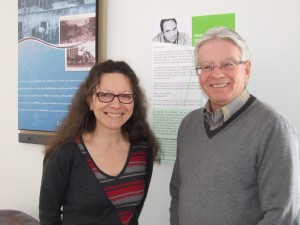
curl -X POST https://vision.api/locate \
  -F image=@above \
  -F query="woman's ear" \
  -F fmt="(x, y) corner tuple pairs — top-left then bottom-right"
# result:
(87, 96), (93, 111)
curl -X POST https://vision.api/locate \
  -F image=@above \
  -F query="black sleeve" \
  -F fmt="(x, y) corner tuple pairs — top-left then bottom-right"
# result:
(39, 142), (77, 225)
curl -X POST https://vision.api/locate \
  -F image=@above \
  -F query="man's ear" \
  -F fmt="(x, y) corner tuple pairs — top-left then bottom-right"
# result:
(245, 60), (251, 82)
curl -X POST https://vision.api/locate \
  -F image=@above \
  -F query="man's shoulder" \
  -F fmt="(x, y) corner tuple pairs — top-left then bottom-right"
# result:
(181, 108), (203, 124)
(178, 31), (192, 45)
(252, 99), (285, 119)
(152, 32), (164, 42)
(248, 98), (297, 130)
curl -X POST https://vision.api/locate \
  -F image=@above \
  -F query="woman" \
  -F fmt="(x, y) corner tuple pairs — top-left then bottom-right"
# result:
(39, 60), (159, 225)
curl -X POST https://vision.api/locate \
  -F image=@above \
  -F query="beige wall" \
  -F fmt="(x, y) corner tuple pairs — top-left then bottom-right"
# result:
(1, 1), (300, 224)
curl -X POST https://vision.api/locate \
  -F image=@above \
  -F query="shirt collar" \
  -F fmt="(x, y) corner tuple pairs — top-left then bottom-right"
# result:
(203, 89), (250, 130)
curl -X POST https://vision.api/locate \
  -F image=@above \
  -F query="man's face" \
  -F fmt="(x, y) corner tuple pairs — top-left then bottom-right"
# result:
(162, 20), (178, 43)
(197, 39), (251, 112)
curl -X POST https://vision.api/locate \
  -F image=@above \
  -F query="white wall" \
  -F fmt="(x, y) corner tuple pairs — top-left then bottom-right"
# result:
(1, 0), (300, 224)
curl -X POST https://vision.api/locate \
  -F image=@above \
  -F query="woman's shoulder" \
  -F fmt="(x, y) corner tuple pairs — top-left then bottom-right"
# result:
(45, 139), (81, 161)
(131, 141), (155, 162)
(42, 139), (84, 178)
(131, 141), (150, 148)
(131, 141), (151, 153)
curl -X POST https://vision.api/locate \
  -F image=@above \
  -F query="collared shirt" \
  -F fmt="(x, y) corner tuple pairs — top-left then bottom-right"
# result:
(203, 89), (250, 130)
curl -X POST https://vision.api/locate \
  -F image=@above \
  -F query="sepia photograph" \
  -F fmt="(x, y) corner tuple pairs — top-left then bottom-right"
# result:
(59, 13), (96, 70)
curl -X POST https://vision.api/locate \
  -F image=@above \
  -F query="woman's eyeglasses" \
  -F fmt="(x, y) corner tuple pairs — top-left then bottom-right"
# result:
(94, 92), (135, 104)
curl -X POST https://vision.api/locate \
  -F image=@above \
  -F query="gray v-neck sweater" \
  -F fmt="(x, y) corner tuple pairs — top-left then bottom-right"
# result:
(170, 96), (300, 225)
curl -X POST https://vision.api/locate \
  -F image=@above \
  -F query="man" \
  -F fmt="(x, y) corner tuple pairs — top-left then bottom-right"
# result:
(152, 18), (191, 46)
(170, 27), (300, 225)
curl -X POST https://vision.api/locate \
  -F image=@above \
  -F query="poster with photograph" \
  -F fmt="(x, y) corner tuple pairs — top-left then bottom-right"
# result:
(152, 13), (235, 163)
(60, 13), (96, 71)
(18, 0), (97, 133)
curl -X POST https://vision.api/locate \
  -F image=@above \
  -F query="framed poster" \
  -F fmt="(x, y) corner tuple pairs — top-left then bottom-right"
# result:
(18, 0), (106, 144)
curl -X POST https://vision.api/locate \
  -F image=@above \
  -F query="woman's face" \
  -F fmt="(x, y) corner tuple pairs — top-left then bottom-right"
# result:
(89, 72), (134, 133)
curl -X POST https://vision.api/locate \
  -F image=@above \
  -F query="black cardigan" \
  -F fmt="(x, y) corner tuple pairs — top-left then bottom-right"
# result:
(39, 140), (153, 225)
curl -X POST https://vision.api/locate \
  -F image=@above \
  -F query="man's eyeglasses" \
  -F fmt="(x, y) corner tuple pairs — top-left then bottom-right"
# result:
(94, 92), (135, 104)
(195, 60), (247, 75)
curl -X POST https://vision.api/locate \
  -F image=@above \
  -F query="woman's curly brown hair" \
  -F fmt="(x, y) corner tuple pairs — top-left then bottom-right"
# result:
(45, 59), (159, 160)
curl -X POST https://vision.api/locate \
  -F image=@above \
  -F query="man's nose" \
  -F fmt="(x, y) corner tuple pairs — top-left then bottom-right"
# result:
(211, 66), (225, 78)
